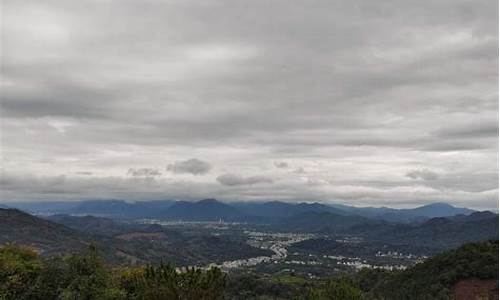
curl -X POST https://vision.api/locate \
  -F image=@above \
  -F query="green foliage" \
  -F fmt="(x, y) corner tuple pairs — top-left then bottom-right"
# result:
(0, 244), (226, 300)
(59, 243), (120, 300)
(0, 244), (42, 300)
(225, 273), (312, 299)
(0, 240), (497, 300)
(119, 263), (226, 300)
(307, 277), (363, 300)
(355, 240), (499, 300)
(304, 240), (498, 300)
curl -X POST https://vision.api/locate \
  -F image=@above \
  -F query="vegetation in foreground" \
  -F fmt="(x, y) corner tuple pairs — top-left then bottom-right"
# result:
(0, 240), (497, 300)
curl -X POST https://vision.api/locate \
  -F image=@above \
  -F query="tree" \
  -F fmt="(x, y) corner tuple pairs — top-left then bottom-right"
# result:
(119, 263), (226, 300)
(59, 243), (124, 300)
(0, 244), (43, 300)
(308, 277), (364, 300)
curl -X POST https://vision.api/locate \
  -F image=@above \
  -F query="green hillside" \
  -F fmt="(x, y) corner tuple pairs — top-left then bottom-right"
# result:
(354, 239), (499, 300)
(0, 240), (497, 299)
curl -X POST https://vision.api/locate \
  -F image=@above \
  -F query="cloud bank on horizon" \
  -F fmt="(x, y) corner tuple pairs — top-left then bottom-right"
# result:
(1, 0), (498, 209)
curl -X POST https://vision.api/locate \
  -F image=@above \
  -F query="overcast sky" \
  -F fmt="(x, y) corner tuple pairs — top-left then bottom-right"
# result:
(1, 0), (498, 209)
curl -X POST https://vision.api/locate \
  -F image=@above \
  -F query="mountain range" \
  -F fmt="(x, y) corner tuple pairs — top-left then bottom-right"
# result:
(0, 208), (272, 266)
(285, 210), (498, 253)
(2, 199), (479, 223)
(161, 199), (249, 221)
(0, 201), (497, 267)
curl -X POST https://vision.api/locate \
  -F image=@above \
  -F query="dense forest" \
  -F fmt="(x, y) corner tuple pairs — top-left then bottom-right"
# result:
(0, 240), (497, 299)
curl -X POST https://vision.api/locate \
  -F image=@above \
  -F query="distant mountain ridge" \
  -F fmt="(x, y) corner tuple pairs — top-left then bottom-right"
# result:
(160, 199), (249, 221)
(381, 211), (500, 249)
(231, 201), (346, 218)
(1, 205), (497, 268)
(3, 200), (176, 218)
(280, 211), (380, 233)
(329, 202), (475, 222)
(282, 209), (499, 252)
(68, 200), (176, 218)
(2, 199), (482, 223)
(376, 203), (475, 222)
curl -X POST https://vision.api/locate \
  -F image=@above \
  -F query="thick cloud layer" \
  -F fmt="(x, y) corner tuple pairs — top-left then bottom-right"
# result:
(406, 169), (439, 181)
(167, 159), (212, 175)
(274, 162), (289, 169)
(217, 174), (274, 186)
(0, 0), (498, 209)
(128, 168), (162, 177)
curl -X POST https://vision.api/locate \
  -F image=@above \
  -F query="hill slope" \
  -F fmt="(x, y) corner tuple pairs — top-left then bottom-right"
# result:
(46, 214), (129, 236)
(380, 211), (499, 250)
(0, 208), (91, 255)
(282, 210), (498, 252)
(1, 209), (272, 266)
(357, 240), (499, 299)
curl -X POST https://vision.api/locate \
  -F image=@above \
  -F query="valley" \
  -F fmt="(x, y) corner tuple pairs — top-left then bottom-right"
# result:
(135, 219), (429, 278)
(3, 197), (496, 279)
(0, 199), (498, 299)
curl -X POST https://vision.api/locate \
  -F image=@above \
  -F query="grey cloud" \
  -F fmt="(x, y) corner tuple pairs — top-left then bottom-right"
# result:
(419, 141), (492, 152)
(75, 171), (93, 176)
(305, 177), (331, 186)
(1, 172), (497, 210)
(294, 167), (305, 174)
(167, 159), (212, 175)
(127, 168), (162, 177)
(274, 161), (288, 168)
(216, 174), (274, 186)
(434, 122), (499, 139)
(1, 0), (497, 209)
(406, 169), (439, 181)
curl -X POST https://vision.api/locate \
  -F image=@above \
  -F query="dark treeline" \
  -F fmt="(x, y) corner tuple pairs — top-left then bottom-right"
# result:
(0, 244), (226, 300)
(0, 240), (497, 300)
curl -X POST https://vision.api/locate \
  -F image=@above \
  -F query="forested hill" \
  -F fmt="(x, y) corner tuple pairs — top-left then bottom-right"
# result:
(228, 240), (499, 299)
(0, 240), (497, 299)
(0, 208), (271, 267)
(353, 240), (499, 299)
